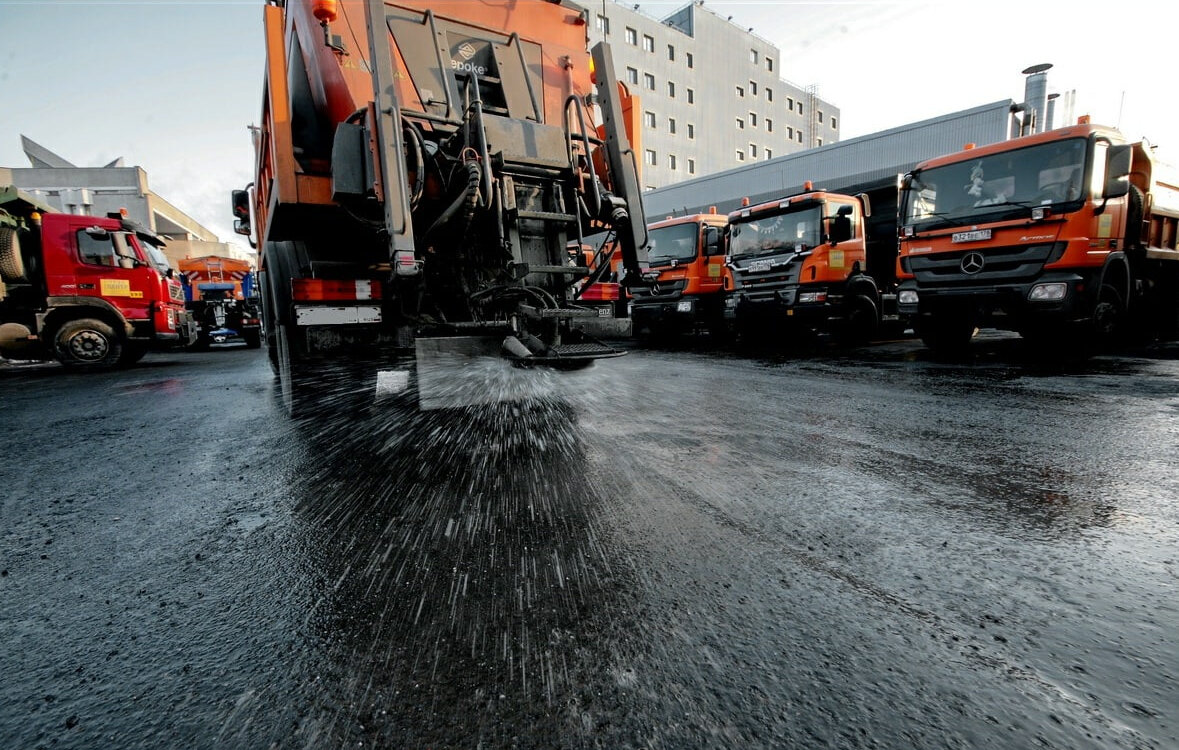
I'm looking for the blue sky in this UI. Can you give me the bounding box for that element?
[2,0,1176,253]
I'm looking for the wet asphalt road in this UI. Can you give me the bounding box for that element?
[1,334,1177,749]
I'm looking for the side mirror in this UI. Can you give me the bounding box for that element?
[233,219,251,237]
[1103,145,1132,199]
[231,189,251,220]
[828,215,853,245]
[703,226,722,256]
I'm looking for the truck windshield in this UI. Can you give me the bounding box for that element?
[646,222,700,265]
[730,205,822,258]
[903,137,1088,230]
[140,241,173,275]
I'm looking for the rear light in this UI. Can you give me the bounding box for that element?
[291,279,382,301]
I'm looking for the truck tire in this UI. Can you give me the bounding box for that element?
[242,329,262,349]
[917,314,976,358]
[839,294,879,346]
[0,227,27,282]
[1092,283,1125,344]
[54,318,123,369]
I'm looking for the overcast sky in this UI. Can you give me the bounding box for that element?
[2,0,1176,253]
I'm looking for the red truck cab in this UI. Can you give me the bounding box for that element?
[1,191,195,368]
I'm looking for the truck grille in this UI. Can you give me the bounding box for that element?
[909,244,1055,286]
[631,278,686,301]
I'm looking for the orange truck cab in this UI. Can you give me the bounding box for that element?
[725,186,892,343]
[628,209,728,338]
[896,122,1179,354]
[1,185,195,368]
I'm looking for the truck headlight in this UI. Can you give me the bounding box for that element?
[798,291,827,303]
[676,300,693,313]
[1028,283,1067,302]
[898,290,919,305]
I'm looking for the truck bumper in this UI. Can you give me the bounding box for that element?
[728,288,836,329]
[897,270,1093,329]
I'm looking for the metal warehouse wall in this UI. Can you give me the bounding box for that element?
[642,100,1015,218]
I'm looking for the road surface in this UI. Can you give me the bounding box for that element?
[1,335,1176,748]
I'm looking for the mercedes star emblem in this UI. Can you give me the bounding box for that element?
[960,252,985,274]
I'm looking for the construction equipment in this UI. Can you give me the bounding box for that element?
[233,0,648,413]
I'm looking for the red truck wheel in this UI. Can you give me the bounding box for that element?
[54,318,123,369]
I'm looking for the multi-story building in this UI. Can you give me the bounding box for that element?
[581,0,840,190]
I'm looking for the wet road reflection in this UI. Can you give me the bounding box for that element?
[1,340,1176,749]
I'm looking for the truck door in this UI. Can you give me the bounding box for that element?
[71,226,156,322]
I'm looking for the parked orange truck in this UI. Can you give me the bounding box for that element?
[628,209,729,339]
[725,182,899,344]
[896,121,1179,354]
[233,0,648,412]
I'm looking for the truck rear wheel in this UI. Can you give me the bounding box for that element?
[242,329,262,349]
[54,318,123,369]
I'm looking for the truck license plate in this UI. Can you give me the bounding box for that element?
[952,229,992,243]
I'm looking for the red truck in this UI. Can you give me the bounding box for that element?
[0,185,195,368]
[896,121,1179,354]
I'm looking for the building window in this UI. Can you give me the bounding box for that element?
[766,87,773,102]
[787,126,794,139]
[668,154,677,170]
[736,117,744,129]
[686,52,694,69]
[797,131,803,143]
[668,117,677,134]
[644,111,656,128]
[736,85,744,98]
[642,34,654,52]
[787,97,794,110]
[750,144,758,158]
[817,138,823,147]
[831,117,838,129]
[750,49,758,64]
[736,149,746,162]
[667,44,675,61]
[688,158,696,174]
[667,81,676,98]
[818,110,824,123]
[749,81,757,96]
[766,57,774,72]
[749,112,757,127]
[797,101,803,114]
[686,88,694,104]
[645,149,656,166]
[766,118,773,133]
[596,14,610,34]
[626,66,638,85]
[687,123,695,139]
[626,27,637,45]
[765,148,773,159]
[643,73,655,90]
